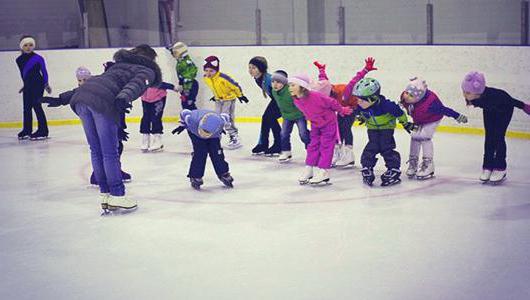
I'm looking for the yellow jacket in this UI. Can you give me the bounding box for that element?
[203,72,243,101]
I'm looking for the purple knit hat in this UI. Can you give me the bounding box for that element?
[461,71,486,94]
[287,74,311,90]
[75,66,92,80]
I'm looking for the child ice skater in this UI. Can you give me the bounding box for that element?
[400,77,468,180]
[313,57,377,168]
[203,55,249,149]
[461,71,530,184]
[352,78,416,187]
[16,35,51,140]
[168,42,199,110]
[288,74,353,185]
[70,44,161,212]
[40,65,132,185]
[172,109,234,190]
[271,70,310,163]
[248,56,282,156]
[140,82,179,152]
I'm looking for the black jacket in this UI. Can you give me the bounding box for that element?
[70,49,162,124]
[471,87,525,113]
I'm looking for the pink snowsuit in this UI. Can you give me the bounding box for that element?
[294,91,345,169]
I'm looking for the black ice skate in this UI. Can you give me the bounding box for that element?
[17,130,31,140]
[251,144,268,155]
[361,167,375,186]
[381,168,402,187]
[190,177,204,190]
[264,143,281,157]
[29,131,49,140]
[219,172,234,188]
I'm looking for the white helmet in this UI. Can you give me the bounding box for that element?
[171,42,188,57]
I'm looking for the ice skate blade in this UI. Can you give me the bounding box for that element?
[252,152,265,156]
[191,184,201,190]
[336,163,355,169]
[416,174,434,181]
[310,178,331,186]
[141,149,149,153]
[279,157,292,163]
[225,144,242,150]
[363,180,374,187]
[486,175,506,185]
[30,136,49,141]
[381,179,402,187]
[103,206,138,215]
[265,153,280,157]
[148,146,164,152]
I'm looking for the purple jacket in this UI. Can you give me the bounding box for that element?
[293,91,343,127]
[404,90,460,125]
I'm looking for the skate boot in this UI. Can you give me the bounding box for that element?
[299,166,314,185]
[381,168,402,187]
[219,172,234,188]
[416,158,434,180]
[30,130,48,140]
[17,130,31,140]
[361,167,375,186]
[251,143,268,155]
[480,169,493,182]
[278,151,292,163]
[107,195,137,211]
[405,156,418,178]
[309,168,330,185]
[226,135,242,150]
[100,193,110,211]
[264,143,281,157]
[489,169,507,185]
[121,170,132,182]
[141,134,150,152]
[148,134,164,152]
[190,177,204,190]
[336,145,355,168]
[331,144,342,167]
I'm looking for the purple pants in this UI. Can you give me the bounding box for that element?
[305,122,337,169]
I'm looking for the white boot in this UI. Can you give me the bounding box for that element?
[226,134,242,150]
[309,168,330,185]
[331,144,342,167]
[107,195,137,210]
[148,134,164,152]
[489,169,507,184]
[480,169,493,182]
[416,158,434,180]
[141,134,150,152]
[279,151,292,163]
[100,193,110,210]
[336,145,355,168]
[406,156,419,178]
[299,166,314,184]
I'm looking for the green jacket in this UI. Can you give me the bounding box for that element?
[272,86,304,121]
[355,95,408,130]
[176,54,198,92]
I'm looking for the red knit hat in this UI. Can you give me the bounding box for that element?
[203,56,220,72]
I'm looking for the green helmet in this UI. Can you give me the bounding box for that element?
[353,78,381,98]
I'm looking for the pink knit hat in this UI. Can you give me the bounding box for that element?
[404,77,428,102]
[310,80,332,96]
[288,74,311,90]
[75,66,92,80]
[461,71,486,94]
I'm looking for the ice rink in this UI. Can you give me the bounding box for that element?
[1,122,529,300]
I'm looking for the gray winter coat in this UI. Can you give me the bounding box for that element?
[70,49,162,124]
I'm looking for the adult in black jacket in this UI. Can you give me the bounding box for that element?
[16,36,52,140]
[462,71,530,184]
[70,45,161,212]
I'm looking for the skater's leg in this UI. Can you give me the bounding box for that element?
[317,122,337,169]
[492,108,513,170]
[77,103,109,194]
[140,101,153,134]
[207,138,229,176]
[31,88,48,134]
[338,114,354,146]
[281,119,295,152]
[360,130,380,168]
[482,111,496,170]
[295,117,311,148]
[188,132,208,179]
[22,89,33,133]
[151,97,166,134]
[305,126,322,167]
[379,129,400,170]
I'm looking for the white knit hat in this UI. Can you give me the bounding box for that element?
[19,37,36,50]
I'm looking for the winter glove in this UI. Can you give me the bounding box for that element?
[402,122,418,134]
[356,116,366,126]
[456,114,468,123]
[313,61,326,70]
[338,106,353,116]
[238,96,249,104]
[363,57,377,72]
[40,96,62,107]
[18,87,24,94]
[524,103,530,115]
[118,128,129,141]
[115,96,132,114]
[175,85,184,93]
[172,125,186,135]
[209,96,216,102]
[45,84,52,94]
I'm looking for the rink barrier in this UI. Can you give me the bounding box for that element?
[0,117,529,139]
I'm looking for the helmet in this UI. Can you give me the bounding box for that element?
[171,42,188,57]
[353,78,381,98]
[198,113,224,139]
